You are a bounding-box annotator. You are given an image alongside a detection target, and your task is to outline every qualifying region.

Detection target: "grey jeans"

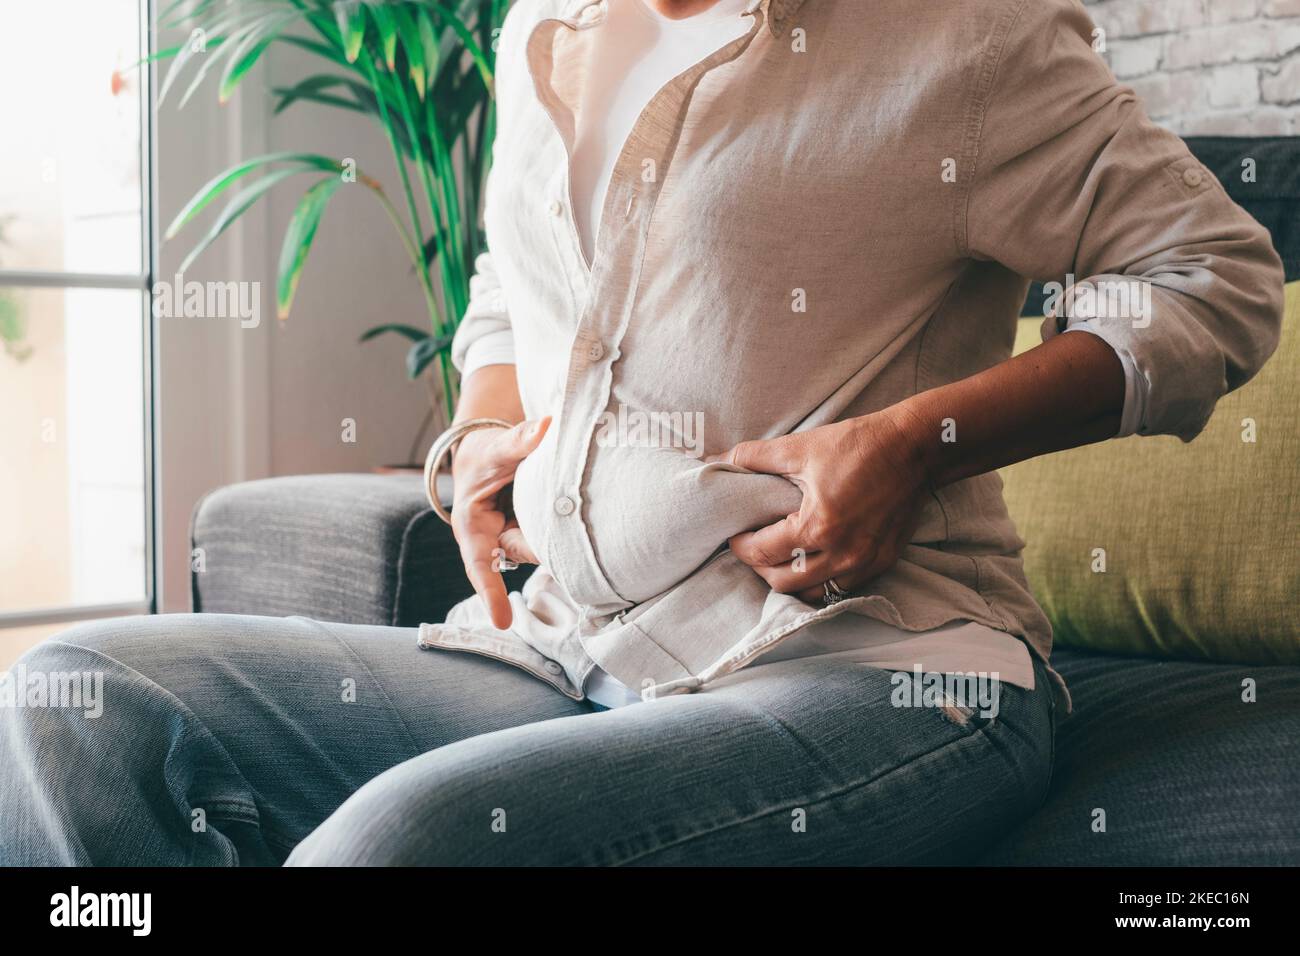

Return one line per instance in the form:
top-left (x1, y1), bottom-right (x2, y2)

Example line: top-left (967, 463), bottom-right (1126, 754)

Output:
top-left (0, 613), bottom-right (1054, 865)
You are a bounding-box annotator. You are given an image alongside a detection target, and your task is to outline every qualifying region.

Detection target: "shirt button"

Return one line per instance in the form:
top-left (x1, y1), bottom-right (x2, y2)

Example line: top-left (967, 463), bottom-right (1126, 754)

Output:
top-left (543, 660), bottom-right (564, 676)
top-left (587, 341), bottom-right (605, 361)
top-left (554, 495), bottom-right (576, 516)
top-left (547, 199), bottom-right (564, 217)
top-left (1182, 167), bottom-right (1203, 188)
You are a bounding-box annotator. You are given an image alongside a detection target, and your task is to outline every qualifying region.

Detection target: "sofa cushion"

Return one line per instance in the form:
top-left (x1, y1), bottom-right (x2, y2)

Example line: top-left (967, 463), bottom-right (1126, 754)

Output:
top-left (999, 282), bottom-right (1300, 664)
top-left (982, 646), bottom-right (1300, 865)
top-left (190, 473), bottom-right (530, 626)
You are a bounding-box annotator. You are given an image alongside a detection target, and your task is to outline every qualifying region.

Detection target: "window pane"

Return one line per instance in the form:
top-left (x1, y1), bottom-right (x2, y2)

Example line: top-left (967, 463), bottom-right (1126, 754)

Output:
top-left (0, 287), bottom-right (147, 613)
top-left (0, 0), bottom-right (143, 275)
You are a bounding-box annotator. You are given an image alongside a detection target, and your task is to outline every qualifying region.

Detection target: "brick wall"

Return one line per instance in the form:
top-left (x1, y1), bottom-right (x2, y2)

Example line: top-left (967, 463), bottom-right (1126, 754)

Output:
top-left (1083, 0), bottom-right (1300, 134)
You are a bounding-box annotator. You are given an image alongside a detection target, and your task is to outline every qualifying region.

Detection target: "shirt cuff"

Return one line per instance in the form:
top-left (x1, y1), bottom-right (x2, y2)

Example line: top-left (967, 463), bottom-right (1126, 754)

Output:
top-left (1060, 322), bottom-right (1147, 438)
top-left (459, 328), bottom-right (517, 381)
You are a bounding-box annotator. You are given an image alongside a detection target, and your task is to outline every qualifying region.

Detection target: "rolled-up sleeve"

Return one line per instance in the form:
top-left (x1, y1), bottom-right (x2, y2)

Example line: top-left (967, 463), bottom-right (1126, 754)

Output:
top-left (1061, 322), bottom-right (1148, 437)
top-left (965, 0), bottom-right (1285, 442)
top-left (451, 250), bottom-right (516, 381)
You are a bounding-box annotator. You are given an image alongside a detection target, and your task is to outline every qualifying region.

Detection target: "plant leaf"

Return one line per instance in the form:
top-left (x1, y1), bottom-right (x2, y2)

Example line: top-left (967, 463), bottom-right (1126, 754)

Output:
top-left (429, 4), bottom-right (494, 95)
top-left (274, 87), bottom-right (366, 115)
top-left (391, 3), bottom-right (426, 98)
top-left (177, 167), bottom-right (306, 274)
top-left (277, 33), bottom-right (352, 69)
top-left (0, 292), bottom-right (24, 340)
top-left (277, 178), bottom-right (345, 319)
top-left (159, 0), bottom-right (217, 31)
top-left (166, 152), bottom-right (344, 238)
top-left (159, 6), bottom-right (266, 104)
top-left (417, 8), bottom-right (440, 92)
top-left (405, 333), bottom-right (455, 379)
top-left (219, 12), bottom-right (298, 103)
top-left (272, 74), bottom-right (416, 157)
top-left (368, 2), bottom-right (399, 70)
top-left (359, 322), bottom-right (432, 344)
top-left (273, 74), bottom-right (367, 113)
top-left (420, 233), bottom-right (441, 271)
top-left (334, 0), bottom-right (366, 64)
top-left (176, 10), bottom-right (296, 109)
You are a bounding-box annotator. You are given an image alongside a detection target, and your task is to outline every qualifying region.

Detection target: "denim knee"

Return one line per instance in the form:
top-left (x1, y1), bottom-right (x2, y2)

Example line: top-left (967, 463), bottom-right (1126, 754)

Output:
top-left (0, 626), bottom-right (249, 865)
top-left (1, 618), bottom-right (169, 755)
top-left (286, 751), bottom-right (522, 867)
top-left (2, 637), bottom-right (111, 739)
top-left (0, 637), bottom-right (140, 864)
top-left (286, 778), bottom-right (445, 866)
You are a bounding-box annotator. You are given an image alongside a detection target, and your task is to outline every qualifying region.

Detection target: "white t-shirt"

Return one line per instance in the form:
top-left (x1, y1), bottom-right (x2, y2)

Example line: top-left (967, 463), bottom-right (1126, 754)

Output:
top-left (567, 0), bottom-right (1037, 709)
top-left (569, 0), bottom-right (753, 264)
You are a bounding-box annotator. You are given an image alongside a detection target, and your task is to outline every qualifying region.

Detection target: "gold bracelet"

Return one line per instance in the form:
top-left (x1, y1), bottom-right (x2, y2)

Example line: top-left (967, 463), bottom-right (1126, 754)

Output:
top-left (423, 418), bottom-right (514, 525)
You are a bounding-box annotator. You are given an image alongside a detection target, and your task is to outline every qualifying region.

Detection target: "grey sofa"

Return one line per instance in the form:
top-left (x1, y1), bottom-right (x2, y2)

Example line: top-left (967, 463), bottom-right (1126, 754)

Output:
top-left (190, 136), bottom-right (1300, 865)
top-left (190, 471), bottom-right (1300, 866)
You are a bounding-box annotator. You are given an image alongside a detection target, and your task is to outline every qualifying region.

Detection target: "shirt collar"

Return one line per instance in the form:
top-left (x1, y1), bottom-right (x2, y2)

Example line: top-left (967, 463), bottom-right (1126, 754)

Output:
top-left (761, 0), bottom-right (810, 36)
top-left (562, 0), bottom-right (809, 37)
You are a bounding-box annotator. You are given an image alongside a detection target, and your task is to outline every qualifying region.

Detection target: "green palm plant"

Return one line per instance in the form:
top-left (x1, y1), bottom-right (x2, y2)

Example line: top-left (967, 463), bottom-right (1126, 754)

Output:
top-left (157, 0), bottom-right (511, 422)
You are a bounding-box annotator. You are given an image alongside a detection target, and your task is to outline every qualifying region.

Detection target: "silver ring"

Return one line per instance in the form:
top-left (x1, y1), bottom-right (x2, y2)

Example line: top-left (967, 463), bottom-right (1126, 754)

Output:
top-left (822, 578), bottom-right (849, 606)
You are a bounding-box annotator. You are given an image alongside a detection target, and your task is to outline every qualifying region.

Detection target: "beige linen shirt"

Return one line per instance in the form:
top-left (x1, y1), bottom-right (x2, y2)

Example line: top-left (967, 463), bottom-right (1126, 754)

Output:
top-left (418, 0), bottom-right (1285, 702)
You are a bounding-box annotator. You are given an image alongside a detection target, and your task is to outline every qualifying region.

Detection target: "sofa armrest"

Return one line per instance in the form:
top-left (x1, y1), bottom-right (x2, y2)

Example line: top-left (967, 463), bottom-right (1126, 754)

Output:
top-left (189, 473), bottom-right (531, 626)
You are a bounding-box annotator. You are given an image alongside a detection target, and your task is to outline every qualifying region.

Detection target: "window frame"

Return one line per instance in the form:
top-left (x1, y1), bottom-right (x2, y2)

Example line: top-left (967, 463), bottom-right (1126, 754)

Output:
top-left (0, 0), bottom-right (158, 629)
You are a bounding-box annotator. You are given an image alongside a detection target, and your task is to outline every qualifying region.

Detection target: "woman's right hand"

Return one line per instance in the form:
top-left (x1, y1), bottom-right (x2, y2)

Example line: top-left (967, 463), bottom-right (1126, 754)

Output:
top-left (450, 416), bottom-right (551, 630)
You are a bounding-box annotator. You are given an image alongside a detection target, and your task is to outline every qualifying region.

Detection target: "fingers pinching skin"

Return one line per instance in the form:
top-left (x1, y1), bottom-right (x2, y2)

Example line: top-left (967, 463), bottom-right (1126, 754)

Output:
top-left (728, 515), bottom-right (804, 568)
top-left (714, 432), bottom-right (802, 475)
top-left (719, 414), bottom-right (932, 608)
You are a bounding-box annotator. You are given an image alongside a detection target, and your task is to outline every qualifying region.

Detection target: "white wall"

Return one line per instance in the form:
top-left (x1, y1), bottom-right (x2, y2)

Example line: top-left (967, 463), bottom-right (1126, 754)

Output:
top-left (263, 42), bottom-right (443, 477)
top-left (155, 38), bottom-right (439, 612)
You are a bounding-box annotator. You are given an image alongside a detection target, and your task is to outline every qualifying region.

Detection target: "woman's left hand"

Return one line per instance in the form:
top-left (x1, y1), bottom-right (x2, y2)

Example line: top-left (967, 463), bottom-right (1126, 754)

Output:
top-left (711, 408), bottom-right (932, 604)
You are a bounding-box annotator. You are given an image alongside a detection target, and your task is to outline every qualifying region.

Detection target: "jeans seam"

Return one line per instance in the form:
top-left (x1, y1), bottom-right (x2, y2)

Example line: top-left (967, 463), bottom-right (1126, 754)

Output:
top-left (187, 807), bottom-right (299, 864)
top-left (608, 717), bottom-right (1000, 866)
top-left (202, 798), bottom-right (259, 820)
top-left (296, 618), bottom-right (425, 762)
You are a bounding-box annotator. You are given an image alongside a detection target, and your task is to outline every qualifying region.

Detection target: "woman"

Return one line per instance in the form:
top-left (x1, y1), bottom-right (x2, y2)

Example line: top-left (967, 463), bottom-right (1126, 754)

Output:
top-left (1, 0), bottom-right (1283, 866)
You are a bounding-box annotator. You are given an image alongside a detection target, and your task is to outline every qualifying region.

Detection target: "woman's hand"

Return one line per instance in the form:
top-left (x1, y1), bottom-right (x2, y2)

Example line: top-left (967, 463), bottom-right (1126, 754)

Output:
top-left (450, 416), bottom-right (550, 629)
top-left (712, 409), bottom-right (931, 604)
top-left (715, 330), bottom-right (1129, 604)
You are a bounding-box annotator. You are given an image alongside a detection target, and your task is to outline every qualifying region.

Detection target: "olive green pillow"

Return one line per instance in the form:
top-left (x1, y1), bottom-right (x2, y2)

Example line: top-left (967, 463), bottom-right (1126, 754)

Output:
top-left (1001, 282), bottom-right (1300, 664)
